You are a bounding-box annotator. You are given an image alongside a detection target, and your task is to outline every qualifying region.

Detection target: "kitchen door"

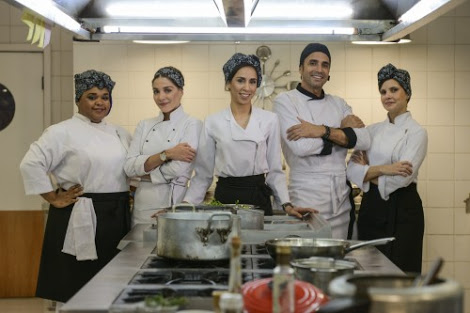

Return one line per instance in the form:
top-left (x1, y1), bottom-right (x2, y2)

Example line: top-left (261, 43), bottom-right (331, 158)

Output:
top-left (0, 52), bottom-right (43, 211)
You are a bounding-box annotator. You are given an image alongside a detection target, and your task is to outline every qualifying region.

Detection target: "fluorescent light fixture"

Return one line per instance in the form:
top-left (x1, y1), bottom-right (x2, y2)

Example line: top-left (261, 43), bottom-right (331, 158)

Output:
top-left (103, 26), bottom-right (355, 35)
top-left (133, 40), bottom-right (190, 44)
top-left (252, 3), bottom-right (353, 19)
top-left (106, 2), bottom-right (221, 18)
top-left (352, 35), bottom-right (411, 45)
top-left (14, 0), bottom-right (84, 33)
top-left (399, 0), bottom-right (446, 24)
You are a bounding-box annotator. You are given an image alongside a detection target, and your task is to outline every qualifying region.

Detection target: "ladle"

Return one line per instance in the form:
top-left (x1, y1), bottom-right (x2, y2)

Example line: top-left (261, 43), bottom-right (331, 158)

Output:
top-left (413, 257), bottom-right (444, 287)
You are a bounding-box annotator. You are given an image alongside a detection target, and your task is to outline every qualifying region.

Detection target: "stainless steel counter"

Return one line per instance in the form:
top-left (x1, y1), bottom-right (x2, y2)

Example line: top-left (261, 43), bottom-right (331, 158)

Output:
top-left (61, 224), bottom-right (403, 313)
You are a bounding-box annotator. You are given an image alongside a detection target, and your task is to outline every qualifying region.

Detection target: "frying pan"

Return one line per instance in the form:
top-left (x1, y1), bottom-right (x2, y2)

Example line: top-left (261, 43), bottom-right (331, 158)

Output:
top-left (265, 237), bottom-right (395, 260)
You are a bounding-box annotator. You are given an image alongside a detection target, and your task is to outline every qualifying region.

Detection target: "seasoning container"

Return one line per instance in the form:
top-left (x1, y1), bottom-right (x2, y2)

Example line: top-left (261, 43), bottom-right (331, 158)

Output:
top-left (218, 236), bottom-right (243, 313)
top-left (272, 244), bottom-right (295, 313)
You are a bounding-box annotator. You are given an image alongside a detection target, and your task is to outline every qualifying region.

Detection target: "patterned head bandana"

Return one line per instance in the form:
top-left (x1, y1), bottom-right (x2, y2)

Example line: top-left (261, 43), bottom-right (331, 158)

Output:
top-left (153, 66), bottom-right (185, 89)
top-left (223, 53), bottom-right (262, 87)
top-left (378, 63), bottom-right (412, 99)
top-left (299, 43), bottom-right (331, 66)
top-left (74, 70), bottom-right (115, 104)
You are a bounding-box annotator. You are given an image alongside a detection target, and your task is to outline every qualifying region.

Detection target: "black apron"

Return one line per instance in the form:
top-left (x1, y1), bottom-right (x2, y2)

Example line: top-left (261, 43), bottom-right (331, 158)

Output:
top-left (36, 191), bottom-right (131, 302)
top-left (357, 183), bottom-right (424, 274)
top-left (214, 174), bottom-right (273, 216)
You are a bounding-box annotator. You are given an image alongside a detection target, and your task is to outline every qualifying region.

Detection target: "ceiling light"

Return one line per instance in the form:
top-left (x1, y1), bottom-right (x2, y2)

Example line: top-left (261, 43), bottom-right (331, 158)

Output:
top-left (103, 26), bottom-right (355, 35)
top-left (13, 0), bottom-right (87, 36)
top-left (352, 35), bottom-right (411, 45)
top-left (105, 1), bottom-right (221, 18)
top-left (252, 3), bottom-right (353, 19)
top-left (133, 40), bottom-right (190, 44)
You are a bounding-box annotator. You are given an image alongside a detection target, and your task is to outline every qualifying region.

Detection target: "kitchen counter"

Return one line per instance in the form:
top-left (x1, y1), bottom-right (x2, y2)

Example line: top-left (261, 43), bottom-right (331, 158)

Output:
top-left (61, 224), bottom-right (403, 313)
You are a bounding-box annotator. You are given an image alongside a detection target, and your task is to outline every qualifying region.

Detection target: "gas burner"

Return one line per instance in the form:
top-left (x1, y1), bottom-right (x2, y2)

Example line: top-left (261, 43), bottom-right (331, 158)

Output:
top-left (141, 256), bottom-right (233, 269)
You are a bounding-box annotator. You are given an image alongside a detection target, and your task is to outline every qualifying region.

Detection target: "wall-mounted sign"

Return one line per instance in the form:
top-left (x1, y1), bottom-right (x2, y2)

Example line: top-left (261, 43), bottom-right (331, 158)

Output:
top-left (0, 83), bottom-right (15, 131)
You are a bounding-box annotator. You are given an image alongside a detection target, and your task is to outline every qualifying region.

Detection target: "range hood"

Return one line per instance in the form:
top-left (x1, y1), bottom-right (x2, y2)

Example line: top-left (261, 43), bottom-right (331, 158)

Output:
top-left (5, 0), bottom-right (467, 42)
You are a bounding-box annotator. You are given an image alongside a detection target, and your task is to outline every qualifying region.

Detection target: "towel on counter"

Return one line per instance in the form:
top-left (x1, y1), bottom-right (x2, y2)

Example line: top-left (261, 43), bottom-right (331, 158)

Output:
top-left (62, 197), bottom-right (98, 261)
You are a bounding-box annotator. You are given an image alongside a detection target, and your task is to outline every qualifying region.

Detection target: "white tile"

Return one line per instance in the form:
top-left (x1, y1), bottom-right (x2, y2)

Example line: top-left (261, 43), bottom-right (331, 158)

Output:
top-left (208, 45), bottom-right (236, 71)
top-left (325, 44), bottom-right (346, 72)
top-left (455, 235), bottom-right (470, 261)
top-left (60, 51), bottom-right (73, 76)
top-left (9, 25), bottom-right (28, 43)
top-left (456, 127), bottom-right (470, 153)
top-left (50, 26), bottom-right (61, 51)
top-left (324, 71), bottom-right (346, 98)
top-left (181, 45), bottom-right (209, 71)
top-left (455, 154), bottom-right (470, 180)
top-left (345, 72), bottom-right (372, 99)
top-left (400, 45), bottom-right (427, 71)
top-left (427, 180), bottom-right (454, 208)
top-left (184, 72), bottom-right (209, 99)
top-left (60, 76), bottom-right (73, 102)
top-left (9, 6), bottom-right (23, 26)
top-left (427, 72), bottom-right (454, 99)
top-left (209, 97), bottom-right (230, 114)
top-left (455, 181), bottom-right (470, 209)
top-left (128, 98), bottom-right (158, 126)
top-left (455, 45), bottom-right (470, 71)
top-left (427, 17), bottom-right (455, 44)
top-left (408, 71), bottom-right (427, 99)
top-left (263, 44), bottom-right (291, 71)
top-left (427, 126), bottom-right (455, 153)
top-left (455, 207), bottom-right (470, 235)
top-left (107, 98), bottom-right (129, 126)
top-left (427, 154), bottom-right (455, 180)
top-left (427, 99), bottom-right (454, 125)
top-left (235, 43), bottom-right (261, 56)
top-left (109, 72), bottom-right (130, 100)
top-left (417, 180), bottom-right (427, 207)
top-left (454, 262), bottom-right (470, 288)
top-left (372, 46), bottom-right (400, 70)
top-left (60, 100), bottom-right (74, 121)
top-left (100, 45), bottom-right (128, 72)
top-left (346, 98), bottom-right (373, 126)
top-left (209, 71), bottom-right (227, 98)
top-left (418, 156), bottom-right (428, 180)
top-left (455, 72), bottom-right (470, 99)
top-left (345, 46), bottom-right (372, 72)
top-left (409, 26), bottom-right (427, 44)
top-left (60, 29), bottom-right (73, 51)
top-left (426, 235), bottom-right (454, 261)
top-left (455, 1), bottom-right (470, 16)
top-left (0, 26), bottom-right (10, 43)
top-left (426, 208), bottom-right (454, 234)
top-left (410, 98), bottom-right (427, 126)
top-left (456, 17), bottom-right (470, 44)
top-left (127, 45), bottom-right (155, 72)
top-left (51, 51), bottom-right (61, 76)
top-left (51, 76), bottom-right (61, 101)
top-left (128, 71), bottom-right (154, 99)
top-left (455, 99), bottom-right (470, 126)
top-left (183, 98), bottom-right (209, 122)
top-left (371, 99), bottom-right (387, 124)
top-left (155, 45), bottom-right (182, 69)
top-left (465, 289), bottom-right (470, 313)
top-left (73, 43), bottom-right (104, 72)
top-left (51, 100), bottom-right (62, 124)
top-left (0, 2), bottom-right (10, 26)
top-left (289, 43), bottom-right (306, 70)
top-left (427, 45), bottom-right (454, 71)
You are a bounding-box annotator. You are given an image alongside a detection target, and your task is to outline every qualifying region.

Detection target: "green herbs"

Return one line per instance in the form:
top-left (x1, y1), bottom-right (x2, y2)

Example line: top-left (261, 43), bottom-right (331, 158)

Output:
top-left (206, 199), bottom-right (224, 206)
top-left (144, 295), bottom-right (186, 308)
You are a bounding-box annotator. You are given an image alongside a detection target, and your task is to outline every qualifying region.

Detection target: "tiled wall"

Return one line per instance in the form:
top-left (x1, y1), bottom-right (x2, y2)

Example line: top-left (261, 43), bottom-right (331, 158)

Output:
top-left (2, 0), bottom-right (470, 310)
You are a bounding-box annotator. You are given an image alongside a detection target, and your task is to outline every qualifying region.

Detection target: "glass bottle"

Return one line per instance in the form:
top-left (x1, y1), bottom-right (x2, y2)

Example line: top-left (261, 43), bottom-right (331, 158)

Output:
top-left (272, 245), bottom-right (295, 313)
top-left (218, 236), bottom-right (243, 313)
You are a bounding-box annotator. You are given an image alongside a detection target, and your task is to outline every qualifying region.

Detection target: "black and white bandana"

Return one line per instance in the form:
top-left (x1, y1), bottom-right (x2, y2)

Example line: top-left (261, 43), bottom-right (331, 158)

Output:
top-left (153, 66), bottom-right (185, 89)
top-left (223, 53), bottom-right (262, 87)
top-left (378, 63), bottom-right (412, 98)
top-left (74, 70), bottom-right (115, 103)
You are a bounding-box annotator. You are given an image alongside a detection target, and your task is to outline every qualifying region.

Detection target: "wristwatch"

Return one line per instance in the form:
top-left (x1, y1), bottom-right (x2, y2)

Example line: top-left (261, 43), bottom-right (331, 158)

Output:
top-left (282, 202), bottom-right (293, 212)
top-left (159, 151), bottom-right (167, 162)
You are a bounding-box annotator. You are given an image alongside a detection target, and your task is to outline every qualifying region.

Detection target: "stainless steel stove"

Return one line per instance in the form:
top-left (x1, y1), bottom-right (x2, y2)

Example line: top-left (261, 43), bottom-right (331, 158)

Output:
top-left (110, 244), bottom-right (276, 311)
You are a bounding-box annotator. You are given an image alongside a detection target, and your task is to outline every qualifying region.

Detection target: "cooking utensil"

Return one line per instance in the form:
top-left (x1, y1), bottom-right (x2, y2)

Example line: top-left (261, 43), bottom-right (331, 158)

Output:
top-left (413, 257), bottom-right (444, 287)
top-left (265, 237), bottom-right (395, 260)
top-left (319, 273), bottom-right (464, 313)
top-left (290, 257), bottom-right (356, 294)
top-left (156, 212), bottom-right (240, 260)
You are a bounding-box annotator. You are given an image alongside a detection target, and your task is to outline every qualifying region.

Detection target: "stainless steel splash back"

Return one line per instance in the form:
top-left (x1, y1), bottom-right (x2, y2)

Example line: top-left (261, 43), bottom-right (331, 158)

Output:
top-left (6, 0), bottom-right (466, 42)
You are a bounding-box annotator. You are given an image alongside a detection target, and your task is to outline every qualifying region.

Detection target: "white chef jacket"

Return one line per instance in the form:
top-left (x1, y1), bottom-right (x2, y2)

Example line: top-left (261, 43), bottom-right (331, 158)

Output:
top-left (184, 107), bottom-right (290, 206)
top-left (124, 106), bottom-right (202, 225)
top-left (273, 89), bottom-right (371, 239)
top-left (20, 113), bottom-right (131, 194)
top-left (347, 112), bottom-right (427, 200)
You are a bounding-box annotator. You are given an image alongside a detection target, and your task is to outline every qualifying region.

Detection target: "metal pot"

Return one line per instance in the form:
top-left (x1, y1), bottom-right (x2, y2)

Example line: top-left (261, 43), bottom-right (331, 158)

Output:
top-left (265, 237), bottom-right (395, 260)
top-left (290, 257), bottom-right (356, 294)
top-left (156, 212), bottom-right (240, 260)
top-left (319, 273), bottom-right (464, 313)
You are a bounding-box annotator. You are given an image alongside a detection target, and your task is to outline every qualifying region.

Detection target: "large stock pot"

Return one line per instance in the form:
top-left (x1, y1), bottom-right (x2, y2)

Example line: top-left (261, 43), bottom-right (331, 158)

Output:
top-left (156, 212), bottom-right (240, 260)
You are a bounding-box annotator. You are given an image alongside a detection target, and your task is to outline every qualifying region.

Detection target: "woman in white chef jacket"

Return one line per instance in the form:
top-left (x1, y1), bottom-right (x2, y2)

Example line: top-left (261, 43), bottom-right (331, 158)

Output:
top-left (124, 66), bottom-right (202, 225)
top-left (184, 53), bottom-right (316, 217)
top-left (347, 64), bottom-right (427, 273)
top-left (19, 70), bottom-right (132, 303)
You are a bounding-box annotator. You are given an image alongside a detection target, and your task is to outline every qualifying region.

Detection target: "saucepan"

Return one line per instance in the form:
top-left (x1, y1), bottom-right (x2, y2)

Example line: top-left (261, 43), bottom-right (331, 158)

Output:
top-left (265, 237), bottom-right (395, 260)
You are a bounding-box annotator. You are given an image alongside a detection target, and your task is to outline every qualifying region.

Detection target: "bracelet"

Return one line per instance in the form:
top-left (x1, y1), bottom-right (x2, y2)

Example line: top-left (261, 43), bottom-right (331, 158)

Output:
top-left (322, 125), bottom-right (331, 140)
top-left (282, 202), bottom-right (293, 212)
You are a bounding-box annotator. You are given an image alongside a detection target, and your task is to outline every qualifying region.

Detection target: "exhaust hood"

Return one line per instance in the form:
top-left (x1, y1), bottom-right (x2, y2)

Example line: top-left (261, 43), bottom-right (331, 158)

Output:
top-left (4, 0), bottom-right (467, 42)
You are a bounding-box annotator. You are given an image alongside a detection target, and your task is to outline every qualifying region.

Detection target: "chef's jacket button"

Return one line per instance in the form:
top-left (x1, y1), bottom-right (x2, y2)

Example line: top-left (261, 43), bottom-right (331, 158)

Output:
top-left (153, 129), bottom-right (155, 131)
top-left (173, 128), bottom-right (175, 131)
top-left (145, 140), bottom-right (148, 142)
top-left (168, 140), bottom-right (170, 142)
